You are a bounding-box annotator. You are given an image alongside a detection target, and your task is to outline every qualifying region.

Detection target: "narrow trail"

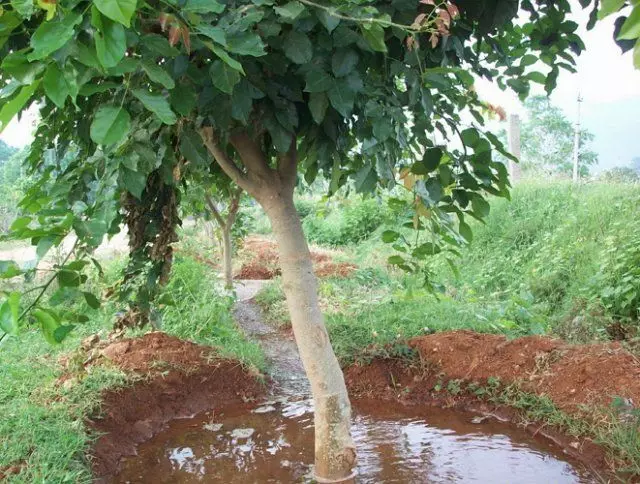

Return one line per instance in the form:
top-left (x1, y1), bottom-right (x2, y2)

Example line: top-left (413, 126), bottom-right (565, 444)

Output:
top-left (232, 279), bottom-right (311, 398)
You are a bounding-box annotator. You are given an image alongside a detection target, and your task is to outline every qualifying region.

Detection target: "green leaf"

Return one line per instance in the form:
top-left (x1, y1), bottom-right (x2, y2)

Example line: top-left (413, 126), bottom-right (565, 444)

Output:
top-left (83, 291), bottom-right (101, 309)
top-left (183, 0), bottom-right (224, 13)
top-left (332, 49), bottom-right (359, 78)
top-left (360, 23), bottom-right (387, 53)
top-left (227, 31), bottom-right (266, 57)
top-left (0, 292), bottom-right (20, 335)
top-left (274, 1), bottom-right (305, 20)
top-left (11, 0), bottom-right (35, 19)
top-left (283, 31), bottom-right (313, 64)
top-left (57, 270), bottom-right (82, 287)
top-left (381, 230), bottom-right (400, 243)
top-left (43, 63), bottom-right (78, 108)
top-left (142, 61), bottom-right (175, 89)
top-left (197, 25), bottom-right (226, 46)
top-left (93, 0), bottom-right (137, 27)
top-left (36, 235), bottom-right (56, 259)
top-left (598, 0), bottom-right (625, 19)
top-left (141, 34), bottom-right (180, 57)
top-left (92, 8), bottom-right (127, 68)
top-left (170, 84), bottom-right (197, 117)
top-left (132, 89), bottom-right (177, 124)
top-left (53, 325), bottom-right (75, 343)
top-left (471, 196), bottom-right (490, 219)
top-left (459, 219), bottom-right (473, 243)
top-left (304, 68), bottom-right (333, 93)
top-left (309, 91), bottom-right (329, 124)
top-left (180, 127), bottom-right (209, 166)
top-left (461, 127), bottom-right (480, 147)
top-left (317, 9), bottom-right (340, 33)
top-left (29, 12), bottom-right (82, 60)
top-left (121, 167), bottom-right (147, 199)
top-left (79, 81), bottom-right (121, 96)
top-left (0, 80), bottom-right (40, 134)
top-left (210, 59), bottom-right (241, 94)
top-left (33, 309), bottom-right (61, 345)
top-left (328, 78), bottom-right (355, 117)
top-left (90, 105), bottom-right (131, 146)
top-left (634, 38), bottom-right (640, 69)
top-left (10, 216), bottom-right (31, 231)
top-left (76, 42), bottom-right (102, 69)
top-left (422, 147), bottom-right (442, 172)
top-left (0, 260), bottom-right (22, 279)
top-left (618, 6), bottom-right (640, 40)
top-left (2, 53), bottom-right (45, 84)
top-left (208, 43), bottom-right (244, 73)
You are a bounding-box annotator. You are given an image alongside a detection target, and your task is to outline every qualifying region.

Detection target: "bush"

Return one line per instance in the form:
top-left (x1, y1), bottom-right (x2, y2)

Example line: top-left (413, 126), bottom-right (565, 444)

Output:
top-left (294, 197), bottom-right (315, 219)
top-left (303, 198), bottom-right (388, 246)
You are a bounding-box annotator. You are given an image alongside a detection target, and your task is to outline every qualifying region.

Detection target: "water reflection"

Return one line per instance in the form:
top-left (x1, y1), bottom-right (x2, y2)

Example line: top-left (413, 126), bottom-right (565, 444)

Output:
top-left (115, 397), bottom-right (595, 484)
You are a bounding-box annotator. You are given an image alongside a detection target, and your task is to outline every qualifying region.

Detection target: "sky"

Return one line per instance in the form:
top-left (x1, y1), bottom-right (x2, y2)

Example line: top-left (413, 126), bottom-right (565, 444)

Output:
top-left (1, 3), bottom-right (639, 172)
top-left (475, 4), bottom-right (640, 172)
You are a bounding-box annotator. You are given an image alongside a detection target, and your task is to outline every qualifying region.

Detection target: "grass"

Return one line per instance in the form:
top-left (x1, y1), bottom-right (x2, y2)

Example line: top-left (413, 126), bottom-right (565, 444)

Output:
top-left (0, 254), bottom-right (264, 482)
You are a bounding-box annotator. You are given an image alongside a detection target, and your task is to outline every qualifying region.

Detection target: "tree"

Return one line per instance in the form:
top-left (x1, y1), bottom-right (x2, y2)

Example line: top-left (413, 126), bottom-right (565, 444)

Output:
top-left (0, 0), bottom-right (598, 480)
top-left (0, 140), bottom-right (17, 163)
top-left (600, 166), bottom-right (640, 183)
top-left (519, 96), bottom-right (598, 178)
top-left (633, 156), bottom-right (640, 173)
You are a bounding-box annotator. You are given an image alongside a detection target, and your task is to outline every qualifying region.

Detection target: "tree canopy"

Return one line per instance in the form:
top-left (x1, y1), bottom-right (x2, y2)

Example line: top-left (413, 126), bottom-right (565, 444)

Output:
top-left (0, 0), bottom-right (618, 340)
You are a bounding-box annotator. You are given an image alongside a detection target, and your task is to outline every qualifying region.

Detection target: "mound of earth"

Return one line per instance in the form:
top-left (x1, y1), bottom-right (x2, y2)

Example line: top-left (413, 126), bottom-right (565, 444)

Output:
top-left (235, 237), bottom-right (356, 280)
top-left (345, 330), bottom-right (640, 478)
top-left (88, 332), bottom-right (263, 479)
top-left (347, 330), bottom-right (640, 413)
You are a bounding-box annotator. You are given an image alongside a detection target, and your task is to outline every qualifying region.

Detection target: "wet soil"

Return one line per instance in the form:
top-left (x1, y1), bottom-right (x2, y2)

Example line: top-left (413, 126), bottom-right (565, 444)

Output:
top-left (89, 333), bottom-right (264, 479)
top-left (112, 283), bottom-right (599, 483)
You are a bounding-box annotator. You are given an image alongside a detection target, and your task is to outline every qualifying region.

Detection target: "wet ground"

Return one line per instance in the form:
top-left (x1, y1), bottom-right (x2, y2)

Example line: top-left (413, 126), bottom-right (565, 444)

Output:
top-left (112, 281), bottom-right (597, 483)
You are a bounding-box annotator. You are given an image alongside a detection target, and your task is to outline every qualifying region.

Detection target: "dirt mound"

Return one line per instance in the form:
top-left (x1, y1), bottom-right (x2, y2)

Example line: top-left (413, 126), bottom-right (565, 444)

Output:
top-left (235, 237), bottom-right (356, 280)
top-left (407, 330), bottom-right (640, 413)
top-left (89, 333), bottom-right (263, 479)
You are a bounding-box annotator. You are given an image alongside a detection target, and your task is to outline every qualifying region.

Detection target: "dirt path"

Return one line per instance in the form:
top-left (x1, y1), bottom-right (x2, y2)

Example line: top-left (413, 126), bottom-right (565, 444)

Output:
top-left (232, 280), bottom-right (310, 397)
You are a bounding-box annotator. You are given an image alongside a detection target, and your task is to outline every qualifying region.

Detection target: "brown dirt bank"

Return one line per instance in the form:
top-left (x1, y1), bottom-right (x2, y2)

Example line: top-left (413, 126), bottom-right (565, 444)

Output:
top-left (344, 330), bottom-right (640, 479)
top-left (235, 236), bottom-right (356, 280)
top-left (87, 332), bottom-right (264, 480)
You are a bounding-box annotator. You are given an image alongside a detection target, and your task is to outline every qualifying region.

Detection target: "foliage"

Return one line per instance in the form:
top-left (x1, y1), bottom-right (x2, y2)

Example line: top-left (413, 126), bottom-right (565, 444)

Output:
top-left (599, 166), bottom-right (640, 183)
top-left (0, 0), bottom-right (603, 342)
top-left (519, 96), bottom-right (598, 177)
top-left (158, 255), bottom-right (265, 370)
top-left (303, 197), bottom-right (390, 246)
top-left (597, 224), bottom-right (640, 321)
top-left (257, 182), bottom-right (640, 361)
top-left (599, 0), bottom-right (640, 69)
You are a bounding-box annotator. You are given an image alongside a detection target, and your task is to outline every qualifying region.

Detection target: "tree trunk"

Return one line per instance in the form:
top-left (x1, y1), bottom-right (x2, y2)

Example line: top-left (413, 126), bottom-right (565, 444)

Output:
top-left (221, 223), bottom-right (233, 289)
top-left (263, 194), bottom-right (356, 483)
top-left (199, 127), bottom-right (356, 482)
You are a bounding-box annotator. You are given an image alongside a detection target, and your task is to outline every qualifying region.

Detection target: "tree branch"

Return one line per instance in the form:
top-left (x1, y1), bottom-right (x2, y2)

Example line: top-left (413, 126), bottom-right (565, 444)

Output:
top-left (199, 127), bottom-right (250, 191)
top-left (229, 130), bottom-right (274, 182)
top-left (278, 138), bottom-right (298, 184)
top-left (204, 194), bottom-right (226, 228)
top-left (227, 187), bottom-right (242, 229)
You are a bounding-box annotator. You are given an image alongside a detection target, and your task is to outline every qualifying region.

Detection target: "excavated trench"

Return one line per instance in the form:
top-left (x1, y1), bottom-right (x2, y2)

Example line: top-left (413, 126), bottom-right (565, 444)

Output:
top-left (110, 281), bottom-right (599, 483)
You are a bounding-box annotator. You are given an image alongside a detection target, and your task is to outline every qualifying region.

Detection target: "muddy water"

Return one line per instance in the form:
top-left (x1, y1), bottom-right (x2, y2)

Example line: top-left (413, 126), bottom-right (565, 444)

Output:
top-left (113, 281), bottom-right (596, 483)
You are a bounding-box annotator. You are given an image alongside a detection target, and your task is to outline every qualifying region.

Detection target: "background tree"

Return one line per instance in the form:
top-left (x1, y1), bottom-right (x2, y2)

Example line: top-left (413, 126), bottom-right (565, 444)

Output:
top-left (633, 156), bottom-right (640, 173)
top-left (0, 0), bottom-right (598, 480)
top-left (520, 96), bottom-right (598, 178)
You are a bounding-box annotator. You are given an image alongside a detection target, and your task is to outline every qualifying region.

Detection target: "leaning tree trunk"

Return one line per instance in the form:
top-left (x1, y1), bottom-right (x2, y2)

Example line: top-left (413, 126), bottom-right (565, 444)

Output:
top-left (263, 194), bottom-right (356, 482)
top-left (221, 224), bottom-right (233, 289)
top-left (200, 128), bottom-right (356, 482)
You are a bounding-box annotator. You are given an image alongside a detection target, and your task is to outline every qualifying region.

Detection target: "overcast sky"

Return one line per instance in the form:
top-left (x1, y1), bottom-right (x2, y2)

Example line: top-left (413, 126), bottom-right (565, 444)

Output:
top-left (2, 3), bottom-right (639, 171)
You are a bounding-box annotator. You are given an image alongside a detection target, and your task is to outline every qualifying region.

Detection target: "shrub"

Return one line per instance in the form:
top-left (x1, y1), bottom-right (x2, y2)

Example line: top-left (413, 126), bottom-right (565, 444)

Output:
top-left (303, 198), bottom-right (388, 246)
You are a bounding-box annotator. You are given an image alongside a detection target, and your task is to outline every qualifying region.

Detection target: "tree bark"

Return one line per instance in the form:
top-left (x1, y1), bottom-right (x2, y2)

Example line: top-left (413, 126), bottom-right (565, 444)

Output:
top-left (263, 195), bottom-right (356, 482)
top-left (201, 128), bottom-right (356, 482)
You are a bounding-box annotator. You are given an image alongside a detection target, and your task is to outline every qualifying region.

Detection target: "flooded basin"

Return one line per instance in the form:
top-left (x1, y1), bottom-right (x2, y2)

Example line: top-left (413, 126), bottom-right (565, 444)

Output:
top-left (113, 396), bottom-right (596, 483)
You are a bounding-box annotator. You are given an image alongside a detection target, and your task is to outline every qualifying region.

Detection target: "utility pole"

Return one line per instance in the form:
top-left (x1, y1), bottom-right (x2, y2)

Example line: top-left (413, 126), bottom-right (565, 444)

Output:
top-left (572, 94), bottom-right (583, 183)
top-left (507, 113), bottom-right (522, 182)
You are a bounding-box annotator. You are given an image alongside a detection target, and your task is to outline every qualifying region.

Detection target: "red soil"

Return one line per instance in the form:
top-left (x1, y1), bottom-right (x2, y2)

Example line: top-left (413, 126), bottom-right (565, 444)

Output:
top-left (88, 332), bottom-right (263, 479)
top-left (345, 330), bottom-right (640, 478)
top-left (235, 237), bottom-right (356, 280)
